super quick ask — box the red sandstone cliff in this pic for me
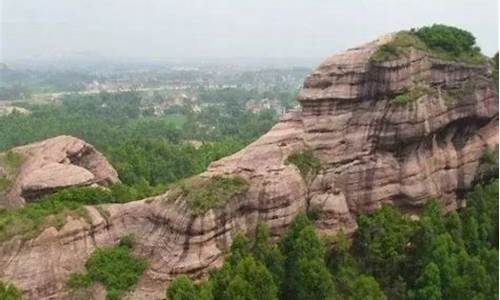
[0,34,497,300]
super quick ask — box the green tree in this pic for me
[416,24,478,55]
[295,258,335,300]
[251,223,284,291]
[225,275,254,300]
[445,211,463,246]
[462,215,480,254]
[228,233,251,266]
[354,205,415,299]
[325,232,361,298]
[351,275,387,300]
[210,263,234,300]
[232,257,278,300]
[410,263,441,300]
[196,281,213,300]
[213,256,278,300]
[280,213,335,300]
[428,234,460,299]
[167,276,198,300]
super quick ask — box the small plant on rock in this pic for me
[286,150,322,178]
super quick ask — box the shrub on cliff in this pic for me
[475,149,499,184]
[166,175,249,215]
[0,151,24,192]
[391,84,437,105]
[0,281,22,300]
[286,150,322,178]
[371,24,487,64]
[67,241,147,300]
[415,24,478,55]
[371,31,428,62]
[0,184,167,242]
[0,187,118,242]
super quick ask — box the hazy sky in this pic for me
[1,0,498,64]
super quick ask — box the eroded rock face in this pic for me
[0,36,497,300]
[0,135,120,207]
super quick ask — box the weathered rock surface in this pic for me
[0,135,120,207]
[0,35,497,300]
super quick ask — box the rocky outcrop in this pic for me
[0,35,497,300]
[0,135,120,207]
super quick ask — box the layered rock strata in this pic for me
[0,35,497,299]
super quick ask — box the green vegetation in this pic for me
[0,88,277,242]
[0,68,98,100]
[167,223,283,300]
[354,180,499,299]
[67,272,93,290]
[392,84,436,105]
[118,233,136,249]
[475,148,499,185]
[167,177,498,300]
[0,281,22,300]
[0,85,280,240]
[67,236,147,300]
[371,31,428,62]
[371,25,487,64]
[444,80,477,101]
[167,216,338,300]
[0,151,25,192]
[440,78,485,107]
[167,276,199,300]
[167,175,249,215]
[0,91,277,196]
[0,177,11,192]
[285,150,322,178]
[280,214,335,300]
[0,187,132,241]
[0,151,24,171]
[415,24,479,57]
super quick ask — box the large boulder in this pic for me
[0,135,120,207]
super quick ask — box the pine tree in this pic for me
[411,263,442,300]
[351,275,387,300]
